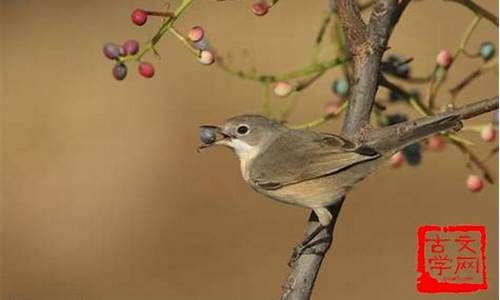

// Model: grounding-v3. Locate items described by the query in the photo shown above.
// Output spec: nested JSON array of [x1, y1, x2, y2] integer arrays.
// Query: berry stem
[[427, 16, 482, 109], [216, 56, 347, 83], [168, 26, 201, 56], [145, 11, 174, 17], [288, 102, 348, 130], [119, 0, 194, 63]]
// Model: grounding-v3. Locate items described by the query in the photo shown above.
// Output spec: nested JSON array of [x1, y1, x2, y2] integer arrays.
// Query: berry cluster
[[103, 40, 155, 80], [188, 26, 215, 65], [103, 7, 217, 80]]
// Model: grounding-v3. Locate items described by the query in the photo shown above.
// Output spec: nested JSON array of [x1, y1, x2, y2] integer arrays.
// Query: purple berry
[[112, 63, 127, 80], [123, 40, 140, 55], [103, 42, 120, 59]]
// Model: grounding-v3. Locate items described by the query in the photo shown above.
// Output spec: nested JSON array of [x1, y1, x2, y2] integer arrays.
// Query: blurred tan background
[[1, 0, 498, 299]]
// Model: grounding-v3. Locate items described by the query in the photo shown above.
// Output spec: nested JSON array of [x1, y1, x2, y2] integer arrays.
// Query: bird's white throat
[[227, 138, 259, 181]]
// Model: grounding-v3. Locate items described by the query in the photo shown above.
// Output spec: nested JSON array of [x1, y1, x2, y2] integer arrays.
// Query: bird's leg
[[288, 207, 333, 266]]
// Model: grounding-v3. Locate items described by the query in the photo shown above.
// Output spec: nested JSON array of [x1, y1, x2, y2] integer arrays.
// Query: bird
[[198, 114, 460, 249]]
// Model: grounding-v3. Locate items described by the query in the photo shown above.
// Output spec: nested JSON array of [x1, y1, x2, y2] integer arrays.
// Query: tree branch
[[340, 0, 399, 138], [281, 199, 344, 300], [281, 1, 400, 300], [444, 0, 499, 27]]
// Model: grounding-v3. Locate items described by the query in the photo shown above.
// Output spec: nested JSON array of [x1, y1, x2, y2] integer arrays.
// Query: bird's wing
[[249, 130, 381, 190]]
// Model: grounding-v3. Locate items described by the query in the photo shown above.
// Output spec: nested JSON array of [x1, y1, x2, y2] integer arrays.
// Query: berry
[[402, 143, 422, 166], [103, 42, 120, 59], [324, 98, 342, 114], [479, 41, 495, 61], [480, 125, 496, 142], [426, 135, 446, 151], [436, 50, 453, 68], [466, 175, 484, 192], [198, 50, 215, 65], [131, 9, 148, 26], [384, 55, 410, 78], [250, 2, 269, 16], [492, 110, 499, 125], [194, 38, 210, 51], [138, 62, 155, 78], [273, 81, 293, 97], [112, 63, 127, 80], [332, 78, 349, 96], [200, 127, 217, 144], [188, 26, 205, 43], [389, 151, 405, 168], [386, 114, 408, 126], [389, 90, 404, 102], [123, 40, 140, 55]]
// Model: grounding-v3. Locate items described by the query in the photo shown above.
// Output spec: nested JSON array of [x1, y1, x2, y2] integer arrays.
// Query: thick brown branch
[[341, 0, 399, 138], [336, 0, 368, 51], [281, 199, 344, 300], [282, 2, 401, 300]]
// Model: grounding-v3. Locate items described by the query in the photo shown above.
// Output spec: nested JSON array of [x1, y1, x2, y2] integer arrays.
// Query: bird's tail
[[370, 113, 462, 156]]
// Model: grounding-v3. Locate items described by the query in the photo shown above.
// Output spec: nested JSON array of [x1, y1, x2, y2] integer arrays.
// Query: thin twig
[[444, 0, 499, 27]]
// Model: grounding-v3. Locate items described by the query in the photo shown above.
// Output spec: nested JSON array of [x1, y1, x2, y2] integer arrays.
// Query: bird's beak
[[197, 125, 233, 152]]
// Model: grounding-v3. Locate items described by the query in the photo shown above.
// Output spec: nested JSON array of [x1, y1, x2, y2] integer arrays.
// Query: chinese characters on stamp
[[417, 225, 487, 293]]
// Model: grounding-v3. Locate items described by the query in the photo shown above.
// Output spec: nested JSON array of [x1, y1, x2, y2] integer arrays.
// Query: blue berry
[[332, 78, 349, 96], [389, 90, 403, 102], [103, 42, 121, 59], [112, 63, 127, 80], [403, 143, 422, 166], [386, 114, 408, 126], [479, 42, 495, 61], [200, 127, 217, 144], [385, 55, 410, 78]]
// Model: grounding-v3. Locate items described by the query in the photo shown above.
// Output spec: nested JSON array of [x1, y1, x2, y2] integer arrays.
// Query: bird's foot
[[287, 237, 331, 267]]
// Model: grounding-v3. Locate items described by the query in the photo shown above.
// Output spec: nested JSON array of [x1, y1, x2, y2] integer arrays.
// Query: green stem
[[289, 102, 348, 129], [168, 27, 201, 56], [120, 0, 194, 63], [428, 15, 482, 109], [216, 57, 347, 83]]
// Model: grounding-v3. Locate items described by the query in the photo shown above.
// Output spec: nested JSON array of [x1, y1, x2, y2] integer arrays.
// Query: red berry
[[118, 46, 126, 57], [324, 100, 341, 115], [131, 9, 148, 26], [426, 135, 445, 151], [466, 175, 484, 192], [389, 151, 404, 168], [138, 62, 155, 78], [188, 26, 205, 43], [250, 2, 269, 16], [123, 40, 140, 55], [436, 50, 453, 68], [273, 81, 293, 97], [480, 125, 496, 142], [198, 50, 215, 65]]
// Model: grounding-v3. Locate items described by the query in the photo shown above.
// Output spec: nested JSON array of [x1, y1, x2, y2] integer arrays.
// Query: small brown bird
[[198, 114, 459, 241]]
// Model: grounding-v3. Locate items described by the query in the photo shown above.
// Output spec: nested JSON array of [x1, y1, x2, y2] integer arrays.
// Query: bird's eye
[[237, 125, 250, 135]]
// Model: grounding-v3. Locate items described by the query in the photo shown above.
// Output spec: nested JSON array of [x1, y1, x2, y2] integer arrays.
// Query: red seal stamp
[[417, 225, 487, 293]]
